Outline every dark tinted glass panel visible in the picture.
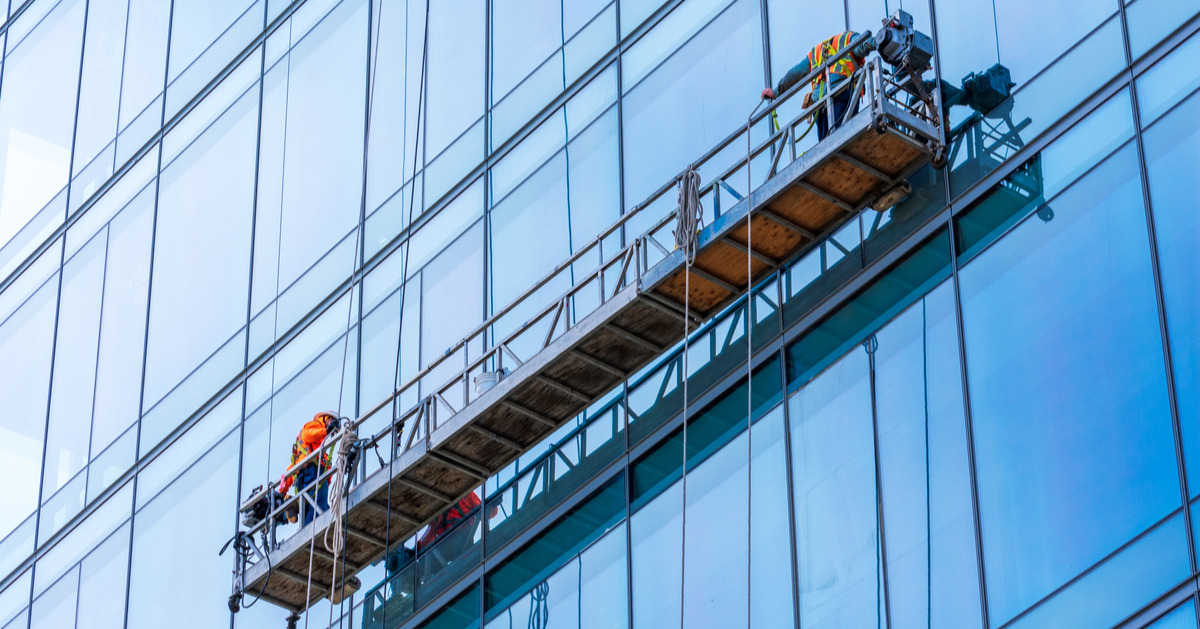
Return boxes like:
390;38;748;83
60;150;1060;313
630;357;781;507
485;474;624;614
787;229;951;387
417;584;480;629
959;145;1180;626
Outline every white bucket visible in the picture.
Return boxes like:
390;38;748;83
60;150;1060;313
474;368;509;395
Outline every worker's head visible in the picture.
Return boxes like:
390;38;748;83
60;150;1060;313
314;411;341;433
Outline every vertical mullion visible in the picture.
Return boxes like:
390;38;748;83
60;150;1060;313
1127;72;1197;576
866;337;892;629
947;218;991;629
123;0;175;625
779;347;801;629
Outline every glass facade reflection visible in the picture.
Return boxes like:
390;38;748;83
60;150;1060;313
0;0;1199;628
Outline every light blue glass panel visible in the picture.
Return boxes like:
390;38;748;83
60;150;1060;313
0;278;57;542
29;564;76;629
407;178;483;280
0;0;84;250
1143;90;1200;499
65;143;157;258
750;405;794;629
1127;0;1200;60
949;18;1126;195
684;429;748;629
42;233;106;505
993;0;1114;87
564;3;615;85
273;0;367;299
1137;32;1200;127
0;569;30;627
34;483;131;597
71;0;128;189
621;0;669;38
1149;600;1198;629
959;145;1180;627
142;85;257;413
365;175;421;262
631;481;681;629
136;388;240;509
876;282;983;629
491;0;561;102
359;281;419;435
422;220;483;366
89;186;154;458
75;521;130;629
126;432;237;629
490;50;565;149
87;425;135;502
0;237;60;324
0;516;33;581
621;0;762;211
425;117;483;209
165;0;263;119
425;0;484;158
116;0;169;161
37;472;85;551
162;49;260;165
766;0;843;87
167;0;255;82
580;524;628;629
1008;514;1189;629
1038;89;1134;200
364;0;426;214
788;348;881;628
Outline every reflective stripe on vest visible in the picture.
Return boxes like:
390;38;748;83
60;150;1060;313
809;32;861;98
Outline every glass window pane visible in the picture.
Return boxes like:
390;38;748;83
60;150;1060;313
0;569;30;627
0;278;58;542
749;405;794;629
29;564;77;629
272;0;367;296
364;0;426;214
166;0;256;82
1127;0;1200;60
425;0;484;159
72;0;128;184
1143;89;1200;499
34;483;132;597
126;432;238;629
621;0;762;211
579;525;627;629
43;233;107;506
90;187;154;458
1137;31;1200;127
1149;600;1198;629
959;145;1180;626
1006;513;1189;629
422;220;483;367
76;523;130;629
766;0;843;87
143;87;258;415
875;282;983;629
116;0;169;154
0;0;85;250
787;348;881;628
492;0;560;102
631;481;681;629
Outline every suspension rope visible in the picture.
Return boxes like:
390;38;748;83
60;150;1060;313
674;165;701;629
745;99;755;629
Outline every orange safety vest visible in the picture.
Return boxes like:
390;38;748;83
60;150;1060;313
280;418;331;494
808;32;863;99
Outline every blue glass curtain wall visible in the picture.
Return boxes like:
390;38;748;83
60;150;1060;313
0;0;1199;628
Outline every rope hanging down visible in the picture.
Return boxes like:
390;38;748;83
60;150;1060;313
674;166;703;265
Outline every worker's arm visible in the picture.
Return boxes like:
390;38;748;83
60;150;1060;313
850;31;877;59
774;57;812;97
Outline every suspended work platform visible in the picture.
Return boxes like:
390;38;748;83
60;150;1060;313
231;46;944;616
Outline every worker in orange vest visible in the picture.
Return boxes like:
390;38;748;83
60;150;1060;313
278;411;342;526
761;31;879;140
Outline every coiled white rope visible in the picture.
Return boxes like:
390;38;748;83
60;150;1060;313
324;426;357;597
674;166;703;265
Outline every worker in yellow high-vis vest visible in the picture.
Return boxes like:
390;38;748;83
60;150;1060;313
761;31;878;140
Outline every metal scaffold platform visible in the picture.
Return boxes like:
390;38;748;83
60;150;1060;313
229;20;945;615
